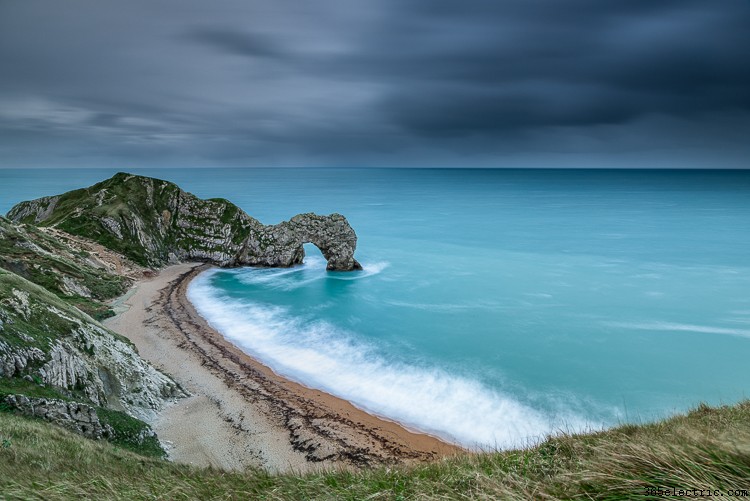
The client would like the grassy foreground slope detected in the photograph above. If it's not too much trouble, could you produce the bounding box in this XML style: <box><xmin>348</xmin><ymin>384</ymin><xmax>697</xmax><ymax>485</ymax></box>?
<box><xmin>2</xmin><ymin>401</ymin><xmax>749</xmax><ymax>500</ymax></box>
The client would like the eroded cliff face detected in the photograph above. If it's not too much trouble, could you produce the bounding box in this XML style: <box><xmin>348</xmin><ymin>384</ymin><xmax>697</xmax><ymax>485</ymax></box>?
<box><xmin>8</xmin><ymin>172</ymin><xmax>362</xmax><ymax>271</ymax></box>
<box><xmin>0</xmin><ymin>269</ymin><xmax>183</xmax><ymax>421</ymax></box>
<box><xmin>4</xmin><ymin>395</ymin><xmax>114</xmax><ymax>440</ymax></box>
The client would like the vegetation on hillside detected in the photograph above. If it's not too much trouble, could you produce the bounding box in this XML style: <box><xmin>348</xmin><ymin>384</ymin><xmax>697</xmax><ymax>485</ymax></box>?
<box><xmin>1</xmin><ymin>401</ymin><xmax>749</xmax><ymax>500</ymax></box>
<box><xmin>0</xmin><ymin>266</ymin><xmax>131</xmax><ymax>353</ymax></box>
<box><xmin>0</xmin><ymin>267</ymin><xmax>166</xmax><ymax>458</ymax></box>
<box><xmin>0</xmin><ymin>378</ymin><xmax>165</xmax><ymax>459</ymax></box>
<box><xmin>0</xmin><ymin>217</ymin><xmax>130</xmax><ymax>319</ymax></box>
<box><xmin>0</xmin><ymin>210</ymin><xmax>182</xmax><ymax>463</ymax></box>
<box><xmin>7</xmin><ymin>172</ymin><xmax>257</xmax><ymax>267</ymax></box>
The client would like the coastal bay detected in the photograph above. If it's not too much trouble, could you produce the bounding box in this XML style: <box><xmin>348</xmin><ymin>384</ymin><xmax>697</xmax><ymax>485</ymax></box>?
<box><xmin>2</xmin><ymin>2</ymin><xmax>748</xmax><ymax>495</ymax></box>
<box><xmin>104</xmin><ymin>263</ymin><xmax>460</xmax><ymax>472</ymax></box>
<box><xmin>5</xmin><ymin>168</ymin><xmax>750</xmax><ymax>451</ymax></box>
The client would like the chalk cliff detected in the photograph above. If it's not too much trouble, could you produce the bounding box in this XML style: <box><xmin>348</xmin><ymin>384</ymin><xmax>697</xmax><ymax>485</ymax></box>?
<box><xmin>0</xmin><ymin>268</ymin><xmax>183</xmax><ymax>421</ymax></box>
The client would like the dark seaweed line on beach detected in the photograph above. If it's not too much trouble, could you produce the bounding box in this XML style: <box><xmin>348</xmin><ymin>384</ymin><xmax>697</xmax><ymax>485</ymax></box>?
<box><xmin>152</xmin><ymin>265</ymin><xmax>435</xmax><ymax>467</ymax></box>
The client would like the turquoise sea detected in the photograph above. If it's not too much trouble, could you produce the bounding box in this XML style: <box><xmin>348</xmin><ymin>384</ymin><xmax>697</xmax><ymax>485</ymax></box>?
<box><xmin>2</xmin><ymin>168</ymin><xmax>749</xmax><ymax>448</ymax></box>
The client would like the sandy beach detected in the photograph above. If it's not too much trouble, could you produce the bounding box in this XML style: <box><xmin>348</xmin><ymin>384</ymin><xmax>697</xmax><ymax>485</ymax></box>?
<box><xmin>104</xmin><ymin>263</ymin><xmax>461</xmax><ymax>473</ymax></box>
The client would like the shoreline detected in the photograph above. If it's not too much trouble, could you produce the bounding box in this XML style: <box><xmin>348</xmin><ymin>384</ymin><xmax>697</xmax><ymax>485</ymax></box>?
<box><xmin>105</xmin><ymin>263</ymin><xmax>462</xmax><ymax>472</ymax></box>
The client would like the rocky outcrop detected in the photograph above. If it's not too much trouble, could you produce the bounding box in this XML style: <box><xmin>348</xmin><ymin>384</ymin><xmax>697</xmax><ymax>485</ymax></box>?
<box><xmin>7</xmin><ymin>173</ymin><xmax>362</xmax><ymax>271</ymax></box>
<box><xmin>0</xmin><ymin>342</ymin><xmax>45</xmax><ymax>379</ymax></box>
<box><xmin>0</xmin><ymin>269</ymin><xmax>184</xmax><ymax>421</ymax></box>
<box><xmin>3</xmin><ymin>394</ymin><xmax>113</xmax><ymax>440</ymax></box>
<box><xmin>3</xmin><ymin>394</ymin><xmax>160</xmax><ymax>450</ymax></box>
<box><xmin>242</xmin><ymin>213</ymin><xmax>362</xmax><ymax>271</ymax></box>
<box><xmin>6</xmin><ymin>196</ymin><xmax>60</xmax><ymax>224</ymax></box>
<box><xmin>289</xmin><ymin>213</ymin><xmax>361</xmax><ymax>271</ymax></box>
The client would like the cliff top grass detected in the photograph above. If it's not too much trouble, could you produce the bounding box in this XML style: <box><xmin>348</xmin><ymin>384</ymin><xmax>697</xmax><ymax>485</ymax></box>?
<box><xmin>1</xmin><ymin>400</ymin><xmax>749</xmax><ymax>500</ymax></box>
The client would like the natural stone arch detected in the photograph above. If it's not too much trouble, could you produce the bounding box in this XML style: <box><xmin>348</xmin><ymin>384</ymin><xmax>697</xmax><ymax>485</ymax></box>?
<box><xmin>239</xmin><ymin>213</ymin><xmax>362</xmax><ymax>271</ymax></box>
<box><xmin>288</xmin><ymin>213</ymin><xmax>363</xmax><ymax>271</ymax></box>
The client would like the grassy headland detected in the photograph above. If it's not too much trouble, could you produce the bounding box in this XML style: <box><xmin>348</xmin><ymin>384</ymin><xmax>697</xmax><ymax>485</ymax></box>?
<box><xmin>1</xmin><ymin>401</ymin><xmax>749</xmax><ymax>500</ymax></box>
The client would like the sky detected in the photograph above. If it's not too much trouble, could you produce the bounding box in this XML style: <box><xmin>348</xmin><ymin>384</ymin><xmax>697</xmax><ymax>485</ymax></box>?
<box><xmin>0</xmin><ymin>1</ymin><xmax>748</xmax><ymax>169</ymax></box>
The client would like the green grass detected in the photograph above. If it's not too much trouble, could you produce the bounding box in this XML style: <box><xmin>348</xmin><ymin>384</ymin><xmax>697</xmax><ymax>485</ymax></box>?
<box><xmin>1</xmin><ymin>401</ymin><xmax>749</xmax><ymax>500</ymax></box>
<box><xmin>0</xmin><ymin>268</ymin><xmax>78</xmax><ymax>352</ymax></box>
<box><xmin>0</xmin><ymin>263</ymin><xmax>134</xmax><ymax>350</ymax></box>
<box><xmin>57</xmin><ymin>215</ymin><xmax>151</xmax><ymax>267</ymax></box>
<box><xmin>64</xmin><ymin>295</ymin><xmax>116</xmax><ymax>321</ymax></box>
<box><xmin>96</xmin><ymin>408</ymin><xmax>166</xmax><ymax>459</ymax></box>
<box><xmin>0</xmin><ymin>377</ymin><xmax>67</xmax><ymax>403</ymax></box>
<box><xmin>0</xmin><ymin>216</ymin><xmax>127</xmax><ymax>323</ymax></box>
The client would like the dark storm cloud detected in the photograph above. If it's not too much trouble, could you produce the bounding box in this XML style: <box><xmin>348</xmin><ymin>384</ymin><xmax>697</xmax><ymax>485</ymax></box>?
<box><xmin>359</xmin><ymin>0</ymin><xmax>750</xmax><ymax>136</ymax></box>
<box><xmin>0</xmin><ymin>0</ymin><xmax>748</xmax><ymax>167</ymax></box>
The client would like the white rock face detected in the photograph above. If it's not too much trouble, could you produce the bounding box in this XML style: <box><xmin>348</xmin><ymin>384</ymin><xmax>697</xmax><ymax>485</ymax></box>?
<box><xmin>0</xmin><ymin>274</ymin><xmax>184</xmax><ymax>420</ymax></box>
<box><xmin>37</xmin><ymin>321</ymin><xmax>184</xmax><ymax>420</ymax></box>
<box><xmin>41</xmin><ymin>342</ymin><xmax>93</xmax><ymax>398</ymax></box>
<box><xmin>60</xmin><ymin>275</ymin><xmax>92</xmax><ymax>297</ymax></box>
<box><xmin>8</xmin><ymin>289</ymin><xmax>31</xmax><ymax>320</ymax></box>
<box><xmin>101</xmin><ymin>217</ymin><xmax>123</xmax><ymax>239</ymax></box>
<box><xmin>6</xmin><ymin>195</ymin><xmax>60</xmax><ymax>223</ymax></box>
<box><xmin>3</xmin><ymin>394</ymin><xmax>114</xmax><ymax>439</ymax></box>
<box><xmin>0</xmin><ymin>341</ymin><xmax>45</xmax><ymax>378</ymax></box>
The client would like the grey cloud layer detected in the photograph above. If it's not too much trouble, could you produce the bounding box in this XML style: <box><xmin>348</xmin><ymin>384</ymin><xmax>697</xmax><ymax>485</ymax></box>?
<box><xmin>0</xmin><ymin>0</ymin><xmax>748</xmax><ymax>167</ymax></box>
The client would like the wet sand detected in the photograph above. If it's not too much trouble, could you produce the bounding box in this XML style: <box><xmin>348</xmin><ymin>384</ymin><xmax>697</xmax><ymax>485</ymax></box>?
<box><xmin>104</xmin><ymin>263</ymin><xmax>461</xmax><ymax>473</ymax></box>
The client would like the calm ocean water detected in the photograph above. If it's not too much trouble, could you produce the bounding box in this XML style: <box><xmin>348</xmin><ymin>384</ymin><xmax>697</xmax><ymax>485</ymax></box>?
<box><xmin>2</xmin><ymin>168</ymin><xmax>750</xmax><ymax>447</ymax></box>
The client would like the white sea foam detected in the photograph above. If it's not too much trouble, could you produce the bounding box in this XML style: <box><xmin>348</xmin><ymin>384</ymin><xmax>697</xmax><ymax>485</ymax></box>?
<box><xmin>188</xmin><ymin>269</ymin><xmax>595</xmax><ymax>449</ymax></box>
<box><xmin>235</xmin><ymin>257</ymin><xmax>389</xmax><ymax>289</ymax></box>
<box><xmin>606</xmin><ymin>321</ymin><xmax>750</xmax><ymax>339</ymax></box>
<box><xmin>235</xmin><ymin>267</ymin><xmax>305</xmax><ymax>285</ymax></box>
<box><xmin>329</xmin><ymin>260</ymin><xmax>389</xmax><ymax>280</ymax></box>
<box><xmin>523</xmin><ymin>292</ymin><xmax>553</xmax><ymax>299</ymax></box>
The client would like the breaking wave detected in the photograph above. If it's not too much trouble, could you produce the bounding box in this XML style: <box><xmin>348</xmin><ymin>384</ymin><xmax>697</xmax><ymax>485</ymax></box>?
<box><xmin>188</xmin><ymin>268</ymin><xmax>595</xmax><ymax>448</ymax></box>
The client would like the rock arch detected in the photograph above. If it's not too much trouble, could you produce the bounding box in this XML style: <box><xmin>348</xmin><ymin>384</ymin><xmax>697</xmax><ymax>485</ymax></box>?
<box><xmin>239</xmin><ymin>213</ymin><xmax>362</xmax><ymax>271</ymax></box>
<box><xmin>289</xmin><ymin>213</ymin><xmax>363</xmax><ymax>271</ymax></box>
